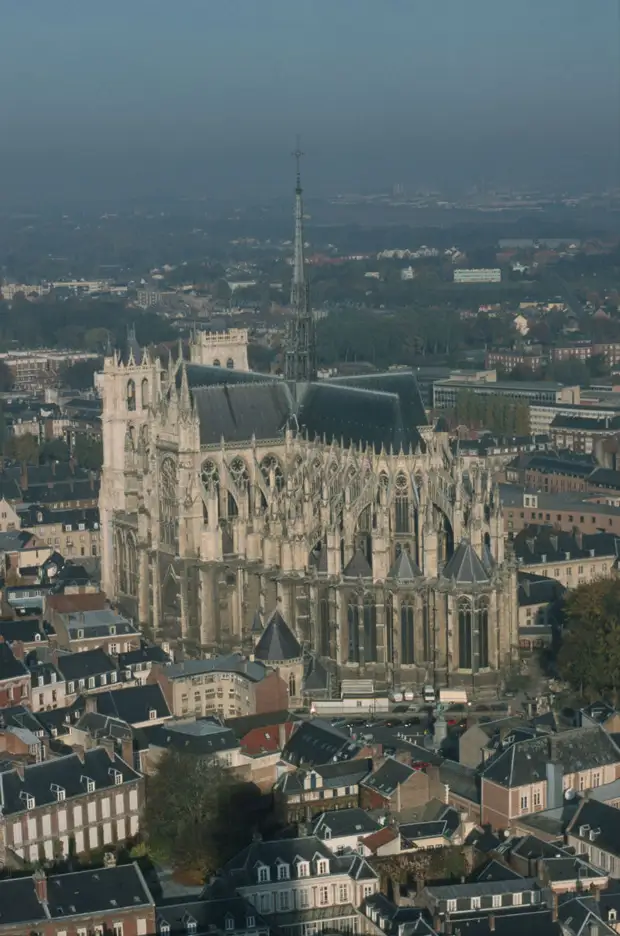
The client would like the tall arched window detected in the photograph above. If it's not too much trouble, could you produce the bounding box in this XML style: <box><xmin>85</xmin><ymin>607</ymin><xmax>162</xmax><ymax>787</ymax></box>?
<box><xmin>363</xmin><ymin>594</ymin><xmax>377</xmax><ymax>663</ymax></box>
<box><xmin>394</xmin><ymin>473</ymin><xmax>410</xmax><ymax>533</ymax></box>
<box><xmin>385</xmin><ymin>593</ymin><xmax>394</xmax><ymax>665</ymax></box>
<box><xmin>356</xmin><ymin>505</ymin><xmax>372</xmax><ymax>565</ymax></box>
<box><xmin>347</xmin><ymin>598</ymin><xmax>360</xmax><ymax>663</ymax></box>
<box><xmin>458</xmin><ymin>598</ymin><xmax>473</xmax><ymax>670</ymax></box>
<box><xmin>213</xmin><ymin>359</ymin><xmax>221</xmax><ymax>367</ymax></box>
<box><xmin>479</xmin><ymin>600</ymin><xmax>490</xmax><ymax>668</ymax></box>
<box><xmin>141</xmin><ymin>378</ymin><xmax>149</xmax><ymax>409</ymax></box>
<box><xmin>319</xmin><ymin>594</ymin><xmax>330</xmax><ymax>656</ymax></box>
<box><xmin>226</xmin><ymin>358</ymin><xmax>234</xmax><ymax>369</ymax></box>
<box><xmin>114</xmin><ymin>530</ymin><xmax>127</xmax><ymax>594</ymax></box>
<box><xmin>422</xmin><ymin>599</ymin><xmax>432</xmax><ymax>662</ymax></box>
<box><xmin>260</xmin><ymin>455</ymin><xmax>284</xmax><ymax>492</ymax></box>
<box><xmin>160</xmin><ymin>458</ymin><xmax>178</xmax><ymax>546</ymax></box>
<box><xmin>229</xmin><ymin>457</ymin><xmax>250</xmax><ymax>513</ymax></box>
<box><xmin>127</xmin><ymin>379</ymin><xmax>136</xmax><ymax>412</ymax></box>
<box><xmin>126</xmin><ymin>534</ymin><xmax>138</xmax><ymax>596</ymax></box>
<box><xmin>289</xmin><ymin>672</ymin><xmax>296</xmax><ymax>697</ymax></box>
<box><xmin>401</xmin><ymin>601</ymin><xmax>415</xmax><ymax>664</ymax></box>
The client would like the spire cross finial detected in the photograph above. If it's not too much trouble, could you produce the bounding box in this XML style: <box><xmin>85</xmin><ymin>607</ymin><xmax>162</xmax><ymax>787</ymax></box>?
<box><xmin>292</xmin><ymin>136</ymin><xmax>304</xmax><ymax>190</ymax></box>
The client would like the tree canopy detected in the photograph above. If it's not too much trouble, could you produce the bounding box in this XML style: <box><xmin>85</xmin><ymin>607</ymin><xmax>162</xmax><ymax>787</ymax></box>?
<box><xmin>143</xmin><ymin>750</ymin><xmax>261</xmax><ymax>877</ymax></box>
<box><xmin>453</xmin><ymin>391</ymin><xmax>530</xmax><ymax>436</ymax></box>
<box><xmin>558</xmin><ymin>579</ymin><xmax>620</xmax><ymax>702</ymax></box>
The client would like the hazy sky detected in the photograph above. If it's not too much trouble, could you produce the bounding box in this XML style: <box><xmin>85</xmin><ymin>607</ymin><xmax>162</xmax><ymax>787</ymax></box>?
<box><xmin>1</xmin><ymin>0</ymin><xmax>619</xmax><ymax>200</ymax></box>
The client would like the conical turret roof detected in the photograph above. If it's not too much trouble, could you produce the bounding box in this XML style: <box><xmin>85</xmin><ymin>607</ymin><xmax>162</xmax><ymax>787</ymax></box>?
<box><xmin>441</xmin><ymin>539</ymin><xmax>490</xmax><ymax>585</ymax></box>
<box><xmin>389</xmin><ymin>549</ymin><xmax>423</xmax><ymax>581</ymax></box>
<box><xmin>343</xmin><ymin>548</ymin><xmax>372</xmax><ymax>579</ymax></box>
<box><xmin>254</xmin><ymin>608</ymin><xmax>302</xmax><ymax>662</ymax></box>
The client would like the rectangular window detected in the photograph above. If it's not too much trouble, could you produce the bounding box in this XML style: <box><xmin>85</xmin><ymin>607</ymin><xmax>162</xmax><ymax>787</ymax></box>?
<box><xmin>319</xmin><ymin>886</ymin><xmax>329</xmax><ymax>906</ymax></box>
<box><xmin>533</xmin><ymin>790</ymin><xmax>541</xmax><ymax>807</ymax></box>
<box><xmin>338</xmin><ymin>884</ymin><xmax>348</xmax><ymax>903</ymax></box>
<box><xmin>520</xmin><ymin>794</ymin><xmax>529</xmax><ymax>811</ymax></box>
<box><xmin>278</xmin><ymin>891</ymin><xmax>290</xmax><ymax>911</ymax></box>
<box><xmin>447</xmin><ymin>900</ymin><xmax>457</xmax><ymax>913</ymax></box>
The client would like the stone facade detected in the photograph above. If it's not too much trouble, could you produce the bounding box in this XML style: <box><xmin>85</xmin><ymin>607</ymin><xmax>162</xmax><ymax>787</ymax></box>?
<box><xmin>99</xmin><ymin>329</ymin><xmax>518</xmax><ymax>694</ymax></box>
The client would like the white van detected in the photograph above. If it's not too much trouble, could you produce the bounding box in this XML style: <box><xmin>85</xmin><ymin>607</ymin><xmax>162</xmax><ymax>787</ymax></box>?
<box><xmin>422</xmin><ymin>684</ymin><xmax>436</xmax><ymax>704</ymax></box>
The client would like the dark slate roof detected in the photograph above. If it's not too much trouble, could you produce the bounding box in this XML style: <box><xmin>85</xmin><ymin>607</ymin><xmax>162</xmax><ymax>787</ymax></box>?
<box><xmin>475</xmin><ymin>859</ymin><xmax>523</xmax><ymax>882</ymax></box>
<box><xmin>0</xmin><ymin>704</ymin><xmax>47</xmax><ymax>737</ymax></box>
<box><xmin>95</xmin><ymin>683</ymin><xmax>171</xmax><ymax>725</ymax></box>
<box><xmin>389</xmin><ymin>549</ymin><xmax>423</xmax><ymax>581</ymax></box>
<box><xmin>193</xmin><ymin>382</ymin><xmax>293</xmax><ymax>445</ymax></box>
<box><xmin>139</xmin><ymin>719</ymin><xmax>239</xmax><ymax>756</ymax></box>
<box><xmin>282</xmin><ymin>719</ymin><xmax>361</xmax><ymax>767</ymax></box>
<box><xmin>329</xmin><ymin>370</ymin><xmax>428</xmax><ymax>429</ymax></box>
<box><xmin>254</xmin><ymin>608</ymin><xmax>301</xmax><ymax>662</ymax></box>
<box><xmin>312</xmin><ymin>807</ymin><xmax>381</xmax><ymax>840</ymax></box>
<box><xmin>517</xmin><ymin>571</ymin><xmax>566</xmax><ymax>607</ymax></box>
<box><xmin>512</xmin><ymin>524</ymin><xmax>620</xmax><ymax>565</ymax></box>
<box><xmin>29</xmin><ymin>660</ymin><xmax>62</xmax><ymax>688</ymax></box>
<box><xmin>297</xmin><ymin>380</ymin><xmax>425</xmax><ymax>454</ymax></box>
<box><xmin>0</xmin><ymin>747</ymin><xmax>140</xmax><ymax>815</ymax></box>
<box><xmin>277</xmin><ymin>759</ymin><xmax>372</xmax><ymax>794</ymax></box>
<box><xmin>118</xmin><ymin>642</ymin><xmax>171</xmax><ymax>668</ymax></box>
<box><xmin>220</xmin><ymin>834</ymin><xmax>378</xmax><ymax>888</ymax></box>
<box><xmin>47</xmin><ymin>863</ymin><xmax>152</xmax><ymax>918</ymax></box>
<box><xmin>155</xmin><ymin>895</ymin><xmax>268</xmax><ymax>936</ymax></box>
<box><xmin>0</xmin><ymin>640</ymin><xmax>29</xmax><ymax>681</ymax></box>
<box><xmin>74</xmin><ymin>711</ymin><xmax>133</xmax><ymax>742</ymax></box>
<box><xmin>0</xmin><ymin>618</ymin><xmax>49</xmax><ymax>644</ymax></box>
<box><xmin>303</xmin><ymin>655</ymin><xmax>329</xmax><ymax>691</ymax></box>
<box><xmin>343</xmin><ymin>548</ymin><xmax>373</xmax><ymax>579</ymax></box>
<box><xmin>56</xmin><ymin>647</ymin><xmax>117</xmax><ymax>681</ymax></box>
<box><xmin>581</xmin><ymin>701</ymin><xmax>617</xmax><ymax>725</ymax></box>
<box><xmin>362</xmin><ymin>756</ymin><xmax>416</xmax><ymax>797</ymax></box>
<box><xmin>441</xmin><ymin>539</ymin><xmax>490</xmax><ymax>585</ymax></box>
<box><xmin>483</xmin><ymin>726</ymin><xmax>620</xmax><ymax>788</ymax></box>
<box><xmin>567</xmin><ymin>799</ymin><xmax>620</xmax><ymax>858</ymax></box>
<box><xmin>184</xmin><ymin>363</ymin><xmax>270</xmax><ymax>390</ymax></box>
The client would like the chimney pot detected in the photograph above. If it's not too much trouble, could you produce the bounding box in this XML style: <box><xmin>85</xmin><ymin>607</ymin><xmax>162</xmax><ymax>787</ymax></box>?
<box><xmin>33</xmin><ymin>868</ymin><xmax>47</xmax><ymax>904</ymax></box>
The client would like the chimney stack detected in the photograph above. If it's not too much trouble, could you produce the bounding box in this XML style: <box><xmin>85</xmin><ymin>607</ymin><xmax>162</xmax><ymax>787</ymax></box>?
<box><xmin>33</xmin><ymin>868</ymin><xmax>47</xmax><ymax>904</ymax></box>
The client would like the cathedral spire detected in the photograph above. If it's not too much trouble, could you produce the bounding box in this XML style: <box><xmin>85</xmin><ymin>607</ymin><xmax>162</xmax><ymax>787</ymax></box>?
<box><xmin>285</xmin><ymin>139</ymin><xmax>317</xmax><ymax>384</ymax></box>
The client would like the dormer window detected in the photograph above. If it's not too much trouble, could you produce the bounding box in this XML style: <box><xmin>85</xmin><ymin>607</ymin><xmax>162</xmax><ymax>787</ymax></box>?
<box><xmin>81</xmin><ymin>775</ymin><xmax>95</xmax><ymax>793</ymax></box>
<box><xmin>317</xmin><ymin>859</ymin><xmax>329</xmax><ymax>875</ymax></box>
<box><xmin>50</xmin><ymin>672</ymin><xmax>56</xmax><ymax>684</ymax></box>
<box><xmin>277</xmin><ymin>863</ymin><xmax>290</xmax><ymax>881</ymax></box>
<box><xmin>187</xmin><ymin>922</ymin><xmax>197</xmax><ymax>935</ymax></box>
<box><xmin>51</xmin><ymin>784</ymin><xmax>65</xmax><ymax>802</ymax></box>
<box><xmin>225</xmin><ymin>918</ymin><xmax>234</xmax><ymax>932</ymax></box>
<box><xmin>609</xmin><ymin>910</ymin><xmax>617</xmax><ymax>923</ymax></box>
<box><xmin>257</xmin><ymin>865</ymin><xmax>270</xmax><ymax>883</ymax></box>
<box><xmin>471</xmin><ymin>897</ymin><xmax>481</xmax><ymax>910</ymax></box>
<box><xmin>246</xmin><ymin>917</ymin><xmax>255</xmax><ymax>930</ymax></box>
<box><xmin>109</xmin><ymin>768</ymin><xmax>123</xmax><ymax>785</ymax></box>
<box><xmin>297</xmin><ymin>860</ymin><xmax>310</xmax><ymax>878</ymax></box>
<box><xmin>160</xmin><ymin>924</ymin><xmax>171</xmax><ymax>935</ymax></box>
<box><xmin>37</xmin><ymin>675</ymin><xmax>44</xmax><ymax>687</ymax></box>
<box><xmin>20</xmin><ymin>791</ymin><xmax>35</xmax><ymax>810</ymax></box>
<box><xmin>149</xmin><ymin>708</ymin><xmax>157</xmax><ymax>720</ymax></box>
<box><xmin>77</xmin><ymin>629</ymin><xmax>84</xmax><ymax>639</ymax></box>
<box><xmin>111</xmin><ymin>672</ymin><xmax>117</xmax><ymax>683</ymax></box>
<box><xmin>110</xmin><ymin>625</ymin><xmax>116</xmax><ymax>635</ymax></box>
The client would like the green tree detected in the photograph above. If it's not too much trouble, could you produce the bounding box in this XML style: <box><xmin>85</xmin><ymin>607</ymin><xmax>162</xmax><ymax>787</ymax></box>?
<box><xmin>0</xmin><ymin>360</ymin><xmax>13</xmax><ymax>392</ymax></box>
<box><xmin>558</xmin><ymin>579</ymin><xmax>620</xmax><ymax>702</ymax></box>
<box><xmin>40</xmin><ymin>438</ymin><xmax>70</xmax><ymax>463</ymax></box>
<box><xmin>61</xmin><ymin>358</ymin><xmax>103</xmax><ymax>390</ymax></box>
<box><xmin>72</xmin><ymin>434</ymin><xmax>103</xmax><ymax>471</ymax></box>
<box><xmin>4</xmin><ymin>433</ymin><xmax>39</xmax><ymax>463</ymax></box>
<box><xmin>143</xmin><ymin>750</ymin><xmax>261</xmax><ymax>877</ymax></box>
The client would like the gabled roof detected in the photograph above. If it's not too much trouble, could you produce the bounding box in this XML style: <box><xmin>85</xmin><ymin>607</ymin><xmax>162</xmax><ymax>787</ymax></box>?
<box><xmin>442</xmin><ymin>539</ymin><xmax>490</xmax><ymax>585</ymax></box>
<box><xmin>389</xmin><ymin>549</ymin><xmax>423</xmax><ymax>581</ymax></box>
<box><xmin>483</xmin><ymin>726</ymin><xmax>620</xmax><ymax>789</ymax></box>
<box><xmin>0</xmin><ymin>641</ymin><xmax>29</xmax><ymax>682</ymax></box>
<box><xmin>343</xmin><ymin>548</ymin><xmax>372</xmax><ymax>579</ymax></box>
<box><xmin>313</xmin><ymin>807</ymin><xmax>380</xmax><ymax>840</ymax></box>
<box><xmin>567</xmin><ymin>798</ymin><xmax>620</xmax><ymax>859</ymax></box>
<box><xmin>193</xmin><ymin>381</ymin><xmax>293</xmax><ymax>445</ymax></box>
<box><xmin>282</xmin><ymin>718</ymin><xmax>360</xmax><ymax>767</ymax></box>
<box><xmin>362</xmin><ymin>756</ymin><xmax>416</xmax><ymax>797</ymax></box>
<box><xmin>56</xmin><ymin>647</ymin><xmax>116</xmax><ymax>681</ymax></box>
<box><xmin>95</xmin><ymin>683</ymin><xmax>171</xmax><ymax>725</ymax></box>
<box><xmin>254</xmin><ymin>608</ymin><xmax>301</xmax><ymax>662</ymax></box>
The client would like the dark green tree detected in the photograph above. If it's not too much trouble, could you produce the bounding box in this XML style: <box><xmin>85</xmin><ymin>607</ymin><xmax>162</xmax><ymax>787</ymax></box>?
<box><xmin>40</xmin><ymin>438</ymin><xmax>71</xmax><ymax>463</ymax></box>
<box><xmin>558</xmin><ymin>579</ymin><xmax>620</xmax><ymax>702</ymax></box>
<box><xmin>61</xmin><ymin>358</ymin><xmax>103</xmax><ymax>391</ymax></box>
<box><xmin>143</xmin><ymin>750</ymin><xmax>261</xmax><ymax>877</ymax></box>
<box><xmin>4</xmin><ymin>433</ymin><xmax>39</xmax><ymax>463</ymax></box>
<box><xmin>72</xmin><ymin>435</ymin><xmax>103</xmax><ymax>471</ymax></box>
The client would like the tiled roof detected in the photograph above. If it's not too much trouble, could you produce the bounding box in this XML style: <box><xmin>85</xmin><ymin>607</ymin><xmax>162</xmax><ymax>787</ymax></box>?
<box><xmin>95</xmin><ymin>683</ymin><xmax>171</xmax><ymax>725</ymax></box>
